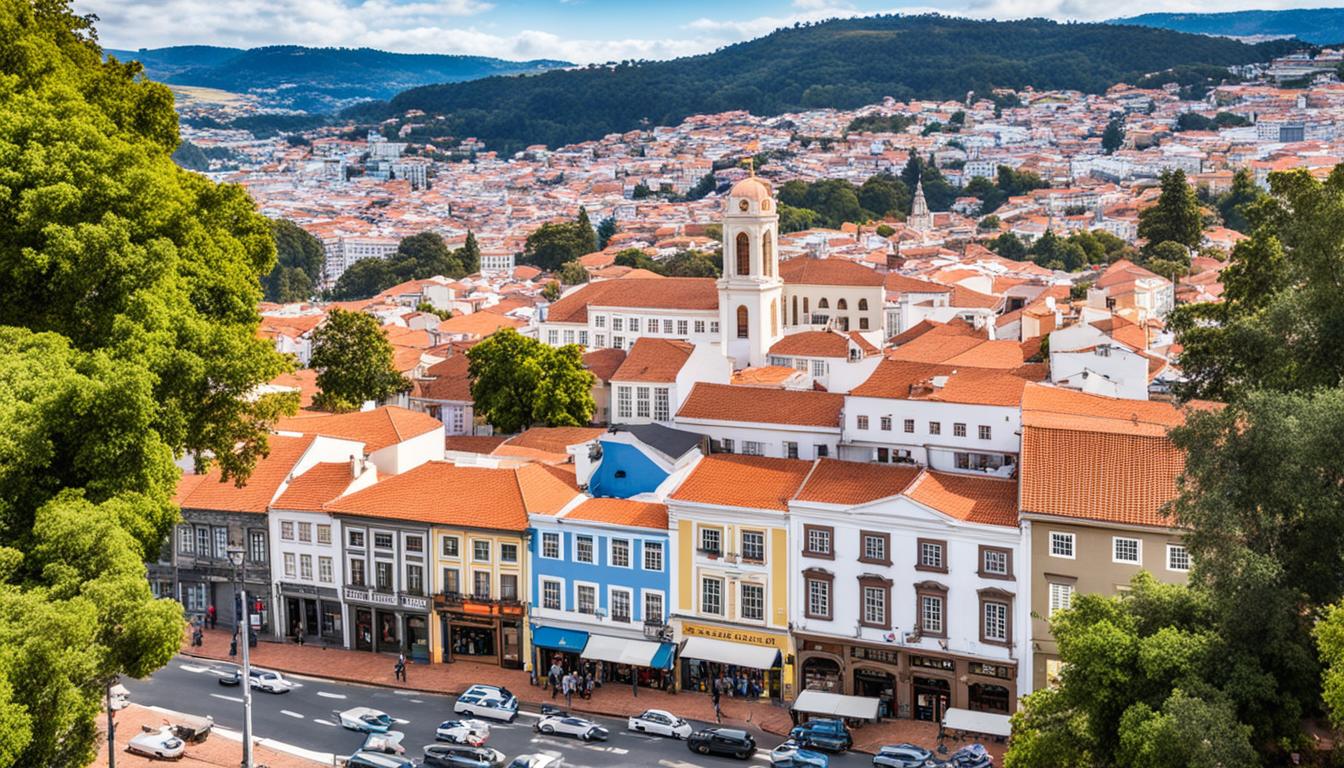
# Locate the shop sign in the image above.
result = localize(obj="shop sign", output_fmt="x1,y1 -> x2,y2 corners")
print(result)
681,622 -> 787,649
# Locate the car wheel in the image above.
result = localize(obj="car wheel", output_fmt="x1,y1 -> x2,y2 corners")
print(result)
582,731 -> 592,741
541,725 -> 554,734
696,744 -> 710,755
735,751 -> 750,760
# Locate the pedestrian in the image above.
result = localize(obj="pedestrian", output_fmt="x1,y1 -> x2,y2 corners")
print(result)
206,604 -> 216,629
394,652 -> 406,682
563,672 -> 574,708
550,670 -> 559,699
583,672 -> 594,700
711,685 -> 722,724
228,634 -> 237,658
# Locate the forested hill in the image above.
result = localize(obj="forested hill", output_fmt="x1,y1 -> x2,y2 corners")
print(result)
106,45 -> 570,112
360,15 -> 1301,154
1113,8 -> 1344,45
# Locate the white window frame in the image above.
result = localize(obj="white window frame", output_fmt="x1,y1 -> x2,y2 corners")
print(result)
500,542 -> 519,563
863,586 -> 887,626
574,534 -> 595,564
298,522 -> 312,543
442,535 -> 461,558
317,524 -> 332,545
540,577 -> 564,611
280,521 -> 294,541
700,576 -> 724,616
642,540 -> 664,572
1112,536 -> 1141,565
920,594 -> 944,635
698,526 -> 721,555
616,386 -> 632,420
642,589 -> 665,623
575,580 -> 599,614
740,529 -> 766,563
300,554 -> 313,580
807,578 -> 830,618
1049,531 -> 1076,559
540,531 -> 560,559
471,539 -> 491,563
653,387 -> 670,421
983,600 -> 1008,642
609,586 -> 634,621
610,538 -> 632,569
739,582 -> 765,622
1048,582 -> 1074,616
1167,544 -> 1190,572
636,386 -> 650,418
283,552 -> 296,578
318,556 -> 333,583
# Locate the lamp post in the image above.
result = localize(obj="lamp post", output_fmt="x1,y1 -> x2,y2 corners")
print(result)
227,547 -> 254,768
106,677 -> 117,768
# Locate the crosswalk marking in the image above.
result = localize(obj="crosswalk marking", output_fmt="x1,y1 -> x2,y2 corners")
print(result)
180,664 -> 210,673
316,691 -> 347,699
280,710 -> 304,719
210,693 -> 243,703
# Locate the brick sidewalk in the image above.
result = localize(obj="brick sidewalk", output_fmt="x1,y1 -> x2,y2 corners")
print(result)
178,627 -> 1005,761
94,703 -> 325,767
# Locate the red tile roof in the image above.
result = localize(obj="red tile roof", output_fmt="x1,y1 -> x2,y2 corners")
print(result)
769,330 -> 850,358
564,498 -> 668,529
851,359 -> 1041,407
413,355 -> 471,402
177,435 -> 318,514
612,338 -> 694,383
676,383 -> 845,427
794,459 -> 921,505
546,278 -> 718,324
584,348 -> 627,382
445,435 -> 508,454
903,470 -> 1019,527
324,461 -> 531,530
272,462 -> 361,512
670,454 -> 814,511
276,406 -> 442,453
780,258 -> 885,286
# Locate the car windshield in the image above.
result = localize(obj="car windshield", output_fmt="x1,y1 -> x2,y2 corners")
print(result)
497,687 -> 513,700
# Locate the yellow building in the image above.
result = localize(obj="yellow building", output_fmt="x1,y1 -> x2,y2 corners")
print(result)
667,454 -> 811,701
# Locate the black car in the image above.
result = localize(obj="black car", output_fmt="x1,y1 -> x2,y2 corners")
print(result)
422,743 -> 508,768
687,727 -> 757,759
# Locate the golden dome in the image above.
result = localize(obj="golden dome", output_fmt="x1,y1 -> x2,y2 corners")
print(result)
729,176 -> 773,203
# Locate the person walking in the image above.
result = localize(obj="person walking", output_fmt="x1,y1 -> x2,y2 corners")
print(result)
711,684 -> 722,724
563,672 -> 574,708
206,604 -> 216,629
394,652 -> 406,683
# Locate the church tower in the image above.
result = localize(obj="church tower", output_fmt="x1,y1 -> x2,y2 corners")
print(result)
909,179 -> 933,232
718,176 -> 784,369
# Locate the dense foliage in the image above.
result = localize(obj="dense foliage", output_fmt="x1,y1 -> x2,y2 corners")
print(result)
309,309 -> 410,412
170,139 -> 243,171
266,219 -> 324,303
466,328 -> 594,433
522,211 -> 598,272
1174,111 -> 1251,132
613,249 -> 721,277
368,16 -> 1297,153
963,165 -> 1050,214
987,228 -> 1133,271
773,157 -> 961,231
0,1 -> 297,763
330,231 -> 480,299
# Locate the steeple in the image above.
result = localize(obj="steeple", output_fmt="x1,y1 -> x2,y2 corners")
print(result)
718,177 -> 784,369
909,179 -> 933,232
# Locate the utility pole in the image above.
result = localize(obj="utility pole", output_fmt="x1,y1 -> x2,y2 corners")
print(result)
229,547 -> 254,768
106,678 -> 116,768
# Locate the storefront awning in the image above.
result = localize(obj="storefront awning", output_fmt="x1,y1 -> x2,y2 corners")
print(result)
680,636 -> 780,670
581,634 -> 671,668
942,707 -> 1012,737
791,689 -> 881,720
531,625 -> 589,652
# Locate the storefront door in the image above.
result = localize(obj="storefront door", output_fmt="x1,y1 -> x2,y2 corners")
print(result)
405,615 -> 429,662
285,598 -> 302,637
451,624 -> 497,659
500,622 -> 521,669
801,657 -> 841,692
304,600 -> 319,637
376,610 -> 398,652
854,668 -> 896,720
355,608 -> 373,651
968,683 -> 1011,714
913,676 -> 951,722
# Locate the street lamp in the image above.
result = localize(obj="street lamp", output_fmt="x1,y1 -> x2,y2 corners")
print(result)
227,547 -> 254,768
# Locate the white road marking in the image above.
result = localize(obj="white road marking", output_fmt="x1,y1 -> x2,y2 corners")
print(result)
317,691 -> 347,699
210,693 -> 243,703
410,699 -> 423,704
205,669 -> 234,678
179,664 -> 210,673
392,717 -> 411,724
393,690 -> 418,696
584,744 -> 630,754
211,723 -> 336,763
314,718 -> 339,727
280,710 -> 304,719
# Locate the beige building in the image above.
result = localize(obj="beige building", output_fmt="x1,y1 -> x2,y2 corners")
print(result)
780,257 -> 887,337
1018,383 -> 1192,691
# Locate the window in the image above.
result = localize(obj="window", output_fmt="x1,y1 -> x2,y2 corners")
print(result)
614,336 -> 625,350
547,330 -> 559,345
214,527 -> 228,559
178,526 -> 193,554
595,315 -> 606,328
196,527 -> 210,557
742,441 -> 763,456
859,298 -> 869,311
701,578 -> 723,615
979,425 -> 992,440
741,530 -> 765,562
406,564 -> 423,595
920,594 -> 944,635
654,388 -> 670,421
405,535 -> 423,553
300,554 -> 313,580
710,321 -> 720,334
350,559 -> 366,586
317,525 -> 331,545
541,579 -> 561,610
983,600 -> 1009,643
473,571 -> 491,599
611,539 -> 631,568
1167,544 -> 1190,572
577,583 -> 596,613
578,331 -> 589,346
644,591 -> 664,623
472,540 -> 491,562
904,419 -> 915,433
863,586 -> 887,627
856,415 -> 869,430
280,521 -> 295,540
348,529 -> 365,548
249,530 -> 266,563
736,232 -> 750,275
298,522 -> 312,542
375,561 -> 393,590
785,441 -> 799,459
500,574 -> 518,601
677,320 -> 688,335
611,588 -> 632,621
576,535 -> 595,563
442,568 -> 459,594
804,525 -> 833,558
613,317 -> 623,332
563,330 -> 574,344
954,423 -> 967,438
818,298 -> 829,309
880,416 -> 892,431
1050,532 -> 1075,559
1048,582 -> 1074,615
859,317 -> 869,330
815,445 -> 829,458
720,438 -> 734,454
1113,537 -> 1141,564
699,528 -> 721,555
806,577 -> 831,619
736,305 -> 749,338
917,539 -> 946,572
373,532 -> 393,550
632,541 -> 659,574
929,421 -> 941,435
636,386 -> 650,418
740,584 -> 764,621
596,333 -> 606,347
861,532 -> 889,564
442,536 -> 460,558
616,386 -> 632,420
500,543 -> 518,563
319,556 -> 333,583
980,546 -> 1011,578
648,318 -> 658,333
284,553 -> 296,578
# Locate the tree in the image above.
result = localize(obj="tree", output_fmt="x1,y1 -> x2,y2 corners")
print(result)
596,216 -> 617,249
265,219 -> 324,302
986,232 -> 1027,260
978,215 -> 1001,231
875,224 -> 895,237
0,2 -> 296,761
1144,240 -> 1191,281
457,231 -> 481,275
466,328 -> 594,433
541,281 -> 562,301
858,174 -> 909,218
523,221 -> 594,271
557,261 -> 589,285
661,250 -> 720,277
331,257 -> 396,300
684,173 -> 717,201
575,206 -> 597,253
1138,170 -> 1203,253
614,248 -> 659,272
1214,169 -> 1266,233
309,309 -> 410,412
1103,117 -> 1126,154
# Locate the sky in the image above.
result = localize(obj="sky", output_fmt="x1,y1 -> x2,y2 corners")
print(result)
77,0 -> 1340,64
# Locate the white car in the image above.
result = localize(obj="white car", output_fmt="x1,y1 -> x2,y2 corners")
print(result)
361,730 -> 406,755
453,684 -> 518,722
249,669 -> 295,693
127,726 -> 185,759
627,709 -> 693,739
506,755 -> 562,768
435,718 -> 491,745
534,714 -> 610,741
339,706 -> 396,733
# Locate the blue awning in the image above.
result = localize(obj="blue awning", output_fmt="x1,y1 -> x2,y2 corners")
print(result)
531,625 -> 589,652
650,641 -> 676,670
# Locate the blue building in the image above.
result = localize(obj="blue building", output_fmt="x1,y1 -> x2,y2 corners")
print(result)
582,424 -> 704,499
527,497 -> 676,688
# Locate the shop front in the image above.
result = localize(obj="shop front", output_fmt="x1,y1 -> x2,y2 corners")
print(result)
436,593 -> 524,668
344,586 -> 432,660
676,621 -> 793,702
278,582 -> 342,645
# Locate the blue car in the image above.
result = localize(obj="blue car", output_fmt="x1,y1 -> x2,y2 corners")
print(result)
948,743 -> 992,768
771,739 -> 829,767
788,719 -> 853,752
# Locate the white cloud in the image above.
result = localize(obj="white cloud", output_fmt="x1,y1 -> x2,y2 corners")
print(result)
686,7 -> 863,40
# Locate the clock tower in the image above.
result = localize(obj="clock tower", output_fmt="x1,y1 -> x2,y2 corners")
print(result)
718,176 -> 784,368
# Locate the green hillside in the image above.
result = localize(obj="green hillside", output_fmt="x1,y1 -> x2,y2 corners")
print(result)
1113,8 -> 1344,45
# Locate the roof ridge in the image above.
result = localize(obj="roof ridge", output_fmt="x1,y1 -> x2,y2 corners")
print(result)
790,458 -> 825,504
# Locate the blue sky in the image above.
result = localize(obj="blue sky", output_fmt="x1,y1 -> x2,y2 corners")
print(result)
76,0 -> 1334,64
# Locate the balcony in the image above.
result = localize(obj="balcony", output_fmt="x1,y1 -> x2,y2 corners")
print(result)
434,591 -> 524,616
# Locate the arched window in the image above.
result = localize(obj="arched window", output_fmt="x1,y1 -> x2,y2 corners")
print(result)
736,305 -> 749,339
736,232 -> 751,276
791,296 -> 799,326
762,231 -> 774,277
837,298 -> 848,311
858,298 -> 869,311
771,300 -> 779,337
818,298 -> 829,310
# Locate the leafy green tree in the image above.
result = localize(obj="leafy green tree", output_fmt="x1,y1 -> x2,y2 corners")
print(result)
1138,170 -> 1203,252
1103,117 -> 1126,154
986,232 -> 1027,260
596,216 -> 617,249
466,328 -> 594,433
391,231 -> 457,280
778,203 -> 821,233
684,173 -> 717,201
541,281 -> 562,301
415,301 -> 452,321
1316,600 -> 1344,729
331,257 -> 396,300
457,231 -> 481,275
265,219 -> 324,302
1116,691 -> 1258,768
309,309 -> 410,412
858,174 -> 909,218
1214,169 -> 1266,233
1145,240 -> 1191,281
875,224 -> 895,237
614,248 -> 659,272
557,261 -> 590,285
661,250 -> 720,277
523,221 -> 595,271
575,206 -> 597,253
978,215 -> 1001,231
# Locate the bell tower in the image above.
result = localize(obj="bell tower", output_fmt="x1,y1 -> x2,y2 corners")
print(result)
718,176 -> 784,369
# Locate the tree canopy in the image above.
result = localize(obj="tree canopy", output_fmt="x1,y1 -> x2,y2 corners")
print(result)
466,328 -> 594,433
309,309 -> 410,412
522,210 -> 598,272
1138,170 -> 1203,253
330,230 -> 481,299
265,219 -> 325,303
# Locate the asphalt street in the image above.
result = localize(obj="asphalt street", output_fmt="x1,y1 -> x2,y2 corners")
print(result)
122,655 -> 880,768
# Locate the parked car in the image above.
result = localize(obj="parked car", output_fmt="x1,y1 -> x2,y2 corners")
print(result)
789,719 -> 853,752
339,707 -> 395,733
436,718 -> 491,745
627,709 -> 693,739
421,743 -> 508,768
770,739 -> 830,767
686,727 -> 757,759
534,714 -> 609,741
216,668 -> 294,693
452,684 -> 518,722
344,752 -> 416,768
361,730 -> 406,755
873,743 -> 937,768
126,726 -> 186,760
505,756 -> 561,768
947,744 -> 992,768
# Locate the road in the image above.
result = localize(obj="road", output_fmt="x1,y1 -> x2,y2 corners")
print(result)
123,655 -> 880,767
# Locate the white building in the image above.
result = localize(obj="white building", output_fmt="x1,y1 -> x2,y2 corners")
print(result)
610,338 -> 732,426
718,176 -> 785,368
674,382 -> 844,461
322,236 -> 400,287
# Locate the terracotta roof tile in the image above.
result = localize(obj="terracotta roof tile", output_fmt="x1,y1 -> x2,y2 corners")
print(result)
780,258 -> 885,286
177,435 -> 318,514
670,454 -> 813,511
444,435 -> 508,453
903,470 -> 1018,527
768,331 -> 850,358
1021,383 -> 1184,437
584,348 -> 627,382
546,278 -> 718,324
413,355 -> 471,402
276,406 -> 442,453
515,463 -> 582,515
612,338 -> 695,383
564,498 -> 668,529
851,359 -> 1041,407
794,459 -> 921,505
324,461 -> 531,530
498,427 -> 606,456
676,383 -> 844,427
272,462 -> 362,512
